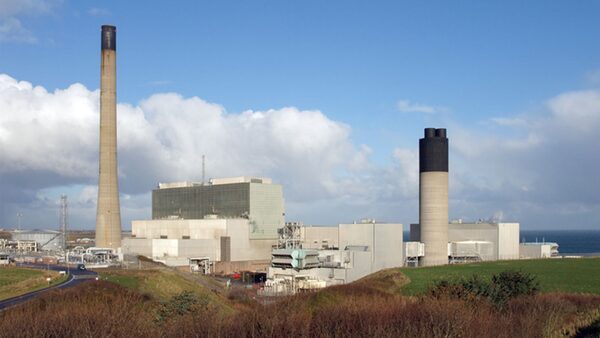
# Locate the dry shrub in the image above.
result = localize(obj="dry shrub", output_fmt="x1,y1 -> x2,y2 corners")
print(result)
0,281 -> 160,338
2,278 -> 599,338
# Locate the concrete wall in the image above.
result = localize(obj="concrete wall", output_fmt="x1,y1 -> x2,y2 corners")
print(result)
122,238 -> 152,257
151,239 -> 179,258
132,219 -> 228,240
345,250 -> 373,282
520,244 -> 552,259
411,222 -> 521,262
127,218 -> 274,264
339,223 -> 374,250
226,219 -> 277,261
497,223 -> 520,260
178,239 -> 220,260
372,223 -> 404,271
301,226 -> 339,249
338,223 -> 403,269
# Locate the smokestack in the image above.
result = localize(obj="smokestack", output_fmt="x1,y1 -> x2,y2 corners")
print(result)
96,25 -> 122,249
419,128 -> 448,266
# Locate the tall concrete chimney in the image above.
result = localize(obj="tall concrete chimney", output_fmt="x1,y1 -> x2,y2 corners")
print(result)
96,25 -> 121,249
419,128 -> 448,266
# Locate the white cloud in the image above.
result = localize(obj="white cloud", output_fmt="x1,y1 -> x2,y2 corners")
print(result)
0,17 -> 36,43
3,73 -> 600,230
87,8 -> 110,16
0,0 -> 56,18
0,74 -> 370,227
0,0 -> 59,44
491,117 -> 528,127
397,99 -> 444,114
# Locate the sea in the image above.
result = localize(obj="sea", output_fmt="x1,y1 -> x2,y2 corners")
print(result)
520,230 -> 600,256
403,229 -> 600,256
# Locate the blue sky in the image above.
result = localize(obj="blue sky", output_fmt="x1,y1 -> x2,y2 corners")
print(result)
2,1 -> 600,230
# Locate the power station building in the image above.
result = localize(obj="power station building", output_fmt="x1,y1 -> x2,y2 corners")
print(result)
410,221 -> 520,263
123,127 -> 526,285
123,177 -> 284,272
152,177 -> 284,240
263,220 -> 404,294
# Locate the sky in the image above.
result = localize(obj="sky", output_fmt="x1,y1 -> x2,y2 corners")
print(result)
1,0 -> 600,230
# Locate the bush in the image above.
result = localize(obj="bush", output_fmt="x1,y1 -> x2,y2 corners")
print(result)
488,270 -> 539,307
156,290 -> 209,323
428,270 -> 539,308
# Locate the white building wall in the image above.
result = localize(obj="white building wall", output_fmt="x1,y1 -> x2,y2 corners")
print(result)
339,223 -> 374,250
178,239 -> 220,260
152,239 -> 179,258
497,223 -> 520,260
122,238 -> 152,257
127,218 -> 273,263
520,244 -> 553,259
345,250 -> 373,282
302,226 -> 339,249
226,219 -> 276,261
373,223 -> 404,270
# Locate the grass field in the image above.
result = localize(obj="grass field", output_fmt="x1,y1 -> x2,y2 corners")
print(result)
0,267 -> 65,300
99,268 -> 231,311
399,257 -> 600,295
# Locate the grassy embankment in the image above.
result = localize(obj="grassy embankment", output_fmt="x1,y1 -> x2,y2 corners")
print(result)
99,268 -> 230,306
0,267 -> 66,300
399,257 -> 600,295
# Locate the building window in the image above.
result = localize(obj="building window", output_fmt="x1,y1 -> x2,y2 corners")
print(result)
160,235 -> 167,239
182,236 -> 190,239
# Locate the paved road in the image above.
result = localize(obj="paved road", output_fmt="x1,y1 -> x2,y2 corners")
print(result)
0,264 -> 98,311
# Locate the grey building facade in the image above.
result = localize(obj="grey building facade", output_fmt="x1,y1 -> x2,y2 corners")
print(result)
152,177 -> 284,240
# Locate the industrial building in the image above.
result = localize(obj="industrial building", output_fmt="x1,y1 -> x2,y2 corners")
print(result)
152,177 -> 284,240
520,242 -> 559,259
124,177 -> 284,273
11,230 -> 64,252
262,220 -> 404,294
123,218 -> 276,271
122,126 -> 532,291
410,221 -> 520,263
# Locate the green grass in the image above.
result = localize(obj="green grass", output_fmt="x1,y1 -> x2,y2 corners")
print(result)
102,275 -> 140,289
399,258 -> 600,295
0,267 -> 65,300
99,268 -> 232,313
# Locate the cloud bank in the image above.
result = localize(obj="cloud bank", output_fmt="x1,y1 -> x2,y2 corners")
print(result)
1,73 -> 600,230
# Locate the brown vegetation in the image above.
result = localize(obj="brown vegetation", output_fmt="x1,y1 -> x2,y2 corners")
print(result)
1,274 -> 599,337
